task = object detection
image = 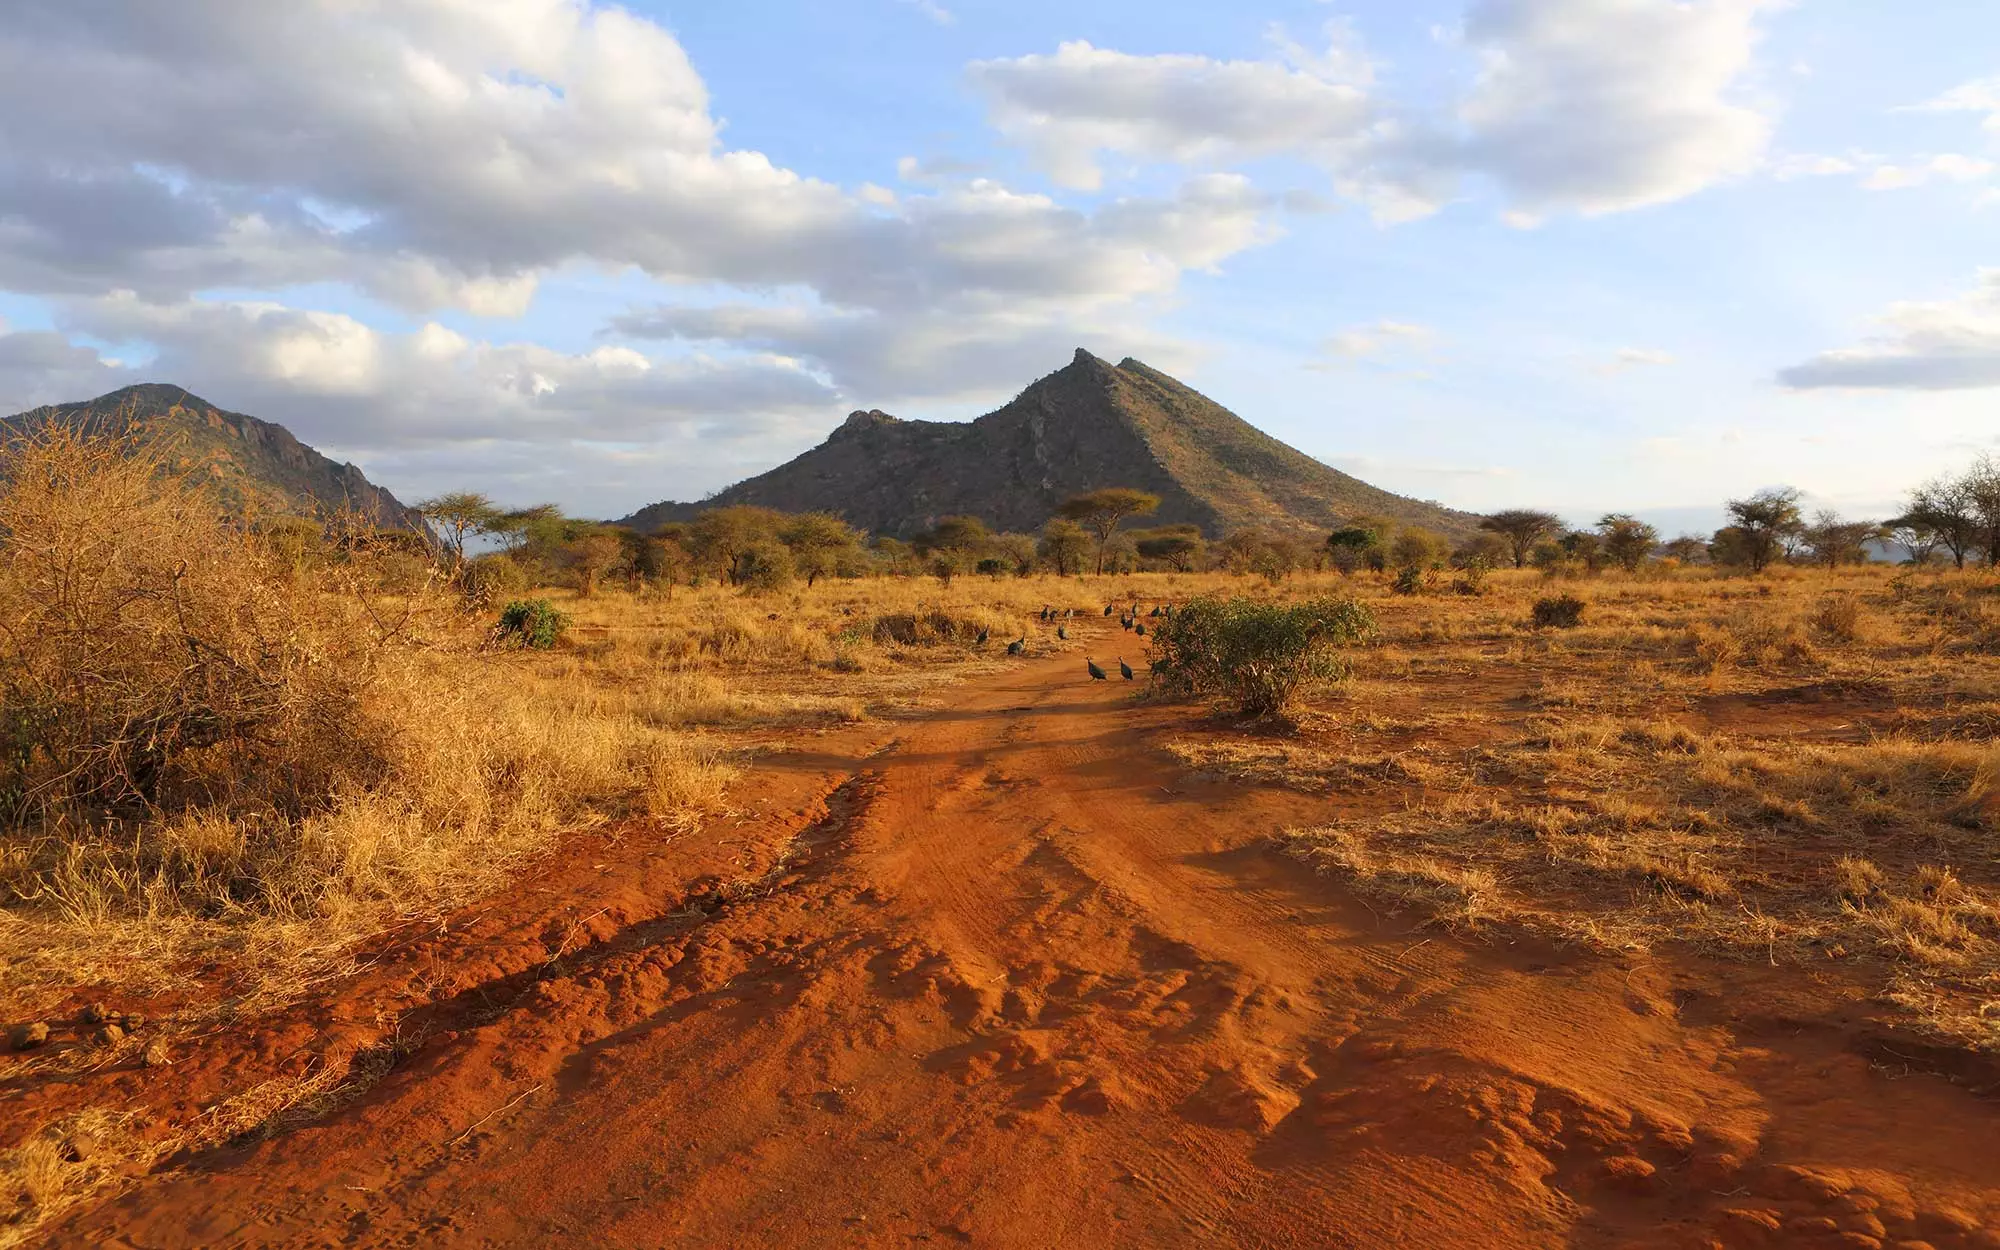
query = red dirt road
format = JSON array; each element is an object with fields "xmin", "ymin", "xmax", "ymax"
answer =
[{"xmin": 46, "ymin": 644, "xmax": 2000, "ymax": 1247}]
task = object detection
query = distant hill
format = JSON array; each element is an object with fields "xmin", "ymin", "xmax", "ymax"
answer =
[
  {"xmin": 618, "ymin": 350, "xmax": 1479, "ymax": 540},
  {"xmin": 1, "ymin": 384, "xmax": 417, "ymax": 530}
]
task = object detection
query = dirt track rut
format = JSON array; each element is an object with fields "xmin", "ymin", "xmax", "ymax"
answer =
[{"xmin": 55, "ymin": 642, "xmax": 2000, "ymax": 1248}]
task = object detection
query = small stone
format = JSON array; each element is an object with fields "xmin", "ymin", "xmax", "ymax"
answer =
[
  {"xmin": 79, "ymin": 1002, "xmax": 110, "ymax": 1025},
  {"xmin": 92, "ymin": 1023, "xmax": 125, "ymax": 1046},
  {"xmin": 141, "ymin": 1039, "xmax": 172, "ymax": 1067},
  {"xmin": 9, "ymin": 1022, "xmax": 49, "ymax": 1051}
]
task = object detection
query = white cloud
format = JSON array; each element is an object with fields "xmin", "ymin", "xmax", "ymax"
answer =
[
  {"xmin": 1779, "ymin": 269, "xmax": 2000, "ymax": 391},
  {"xmin": 610, "ymin": 175, "xmax": 1272, "ymax": 401},
  {"xmin": 967, "ymin": 37, "xmax": 1375, "ymax": 193},
  {"xmin": 1860, "ymin": 154, "xmax": 1995, "ymax": 191},
  {"xmin": 0, "ymin": 0, "xmax": 1273, "ymax": 326},
  {"xmin": 1319, "ymin": 320, "xmax": 1438, "ymax": 359},
  {"xmin": 1771, "ymin": 153, "xmax": 1860, "ymax": 180},
  {"xmin": 1907, "ymin": 74, "xmax": 2000, "ymax": 136},
  {"xmin": 1455, "ymin": 0, "xmax": 1777, "ymax": 221},
  {"xmin": 969, "ymin": 0, "xmax": 1780, "ymax": 221},
  {"xmin": 1602, "ymin": 347, "xmax": 1676, "ymax": 372},
  {"xmin": 71, "ymin": 293, "xmax": 837, "ymax": 441},
  {"xmin": 898, "ymin": 0, "xmax": 955, "ymax": 25},
  {"xmin": 0, "ymin": 0, "xmax": 1299, "ymax": 509}
]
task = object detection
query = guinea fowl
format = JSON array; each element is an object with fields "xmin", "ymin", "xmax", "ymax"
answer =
[
  {"xmin": 975, "ymin": 628, "xmax": 989, "ymax": 645},
  {"xmin": 1057, "ymin": 625, "xmax": 1069, "ymax": 640},
  {"xmin": 1007, "ymin": 637, "xmax": 1026, "ymax": 656},
  {"xmin": 1119, "ymin": 657, "xmax": 1135, "ymax": 680},
  {"xmin": 1134, "ymin": 622, "xmax": 1146, "ymax": 637},
  {"xmin": 1103, "ymin": 604, "xmax": 1116, "ymax": 616},
  {"xmin": 1087, "ymin": 658, "xmax": 1108, "ymax": 681}
]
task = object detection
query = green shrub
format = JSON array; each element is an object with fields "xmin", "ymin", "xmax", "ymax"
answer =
[
  {"xmin": 1150, "ymin": 595, "xmax": 1376, "ymax": 718},
  {"xmin": 496, "ymin": 598, "xmax": 569, "ymax": 649},
  {"xmin": 1391, "ymin": 566, "xmax": 1427, "ymax": 596},
  {"xmin": 1531, "ymin": 595, "xmax": 1586, "ymax": 629}
]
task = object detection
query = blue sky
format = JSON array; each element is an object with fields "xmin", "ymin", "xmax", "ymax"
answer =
[{"xmin": 2, "ymin": 0, "xmax": 1998, "ymax": 534}]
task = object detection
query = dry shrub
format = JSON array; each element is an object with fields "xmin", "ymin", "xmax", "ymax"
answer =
[
  {"xmin": 870, "ymin": 610, "xmax": 988, "ymax": 647},
  {"xmin": 0, "ymin": 427, "xmax": 732, "ymax": 993},
  {"xmin": 1809, "ymin": 594, "xmax": 1866, "ymax": 644},
  {"xmin": 0, "ymin": 426, "xmax": 409, "ymax": 824},
  {"xmin": 1530, "ymin": 594, "xmax": 1585, "ymax": 629}
]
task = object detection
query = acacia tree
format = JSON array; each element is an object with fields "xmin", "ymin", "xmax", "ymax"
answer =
[
  {"xmin": 563, "ymin": 527, "xmax": 625, "ymax": 597},
  {"xmin": 1802, "ymin": 509, "xmax": 1881, "ymax": 571},
  {"xmin": 779, "ymin": 512, "xmax": 862, "ymax": 587},
  {"xmin": 416, "ymin": 491, "xmax": 505, "ymax": 580},
  {"xmin": 1479, "ymin": 509, "xmax": 1563, "ymax": 568},
  {"xmin": 1037, "ymin": 518, "xmax": 1090, "ymax": 576},
  {"xmin": 1597, "ymin": 513, "xmax": 1660, "ymax": 573},
  {"xmin": 1055, "ymin": 488, "xmax": 1161, "ymax": 575},
  {"xmin": 690, "ymin": 505, "xmax": 786, "ymax": 585},
  {"xmin": 1721, "ymin": 487, "xmax": 1804, "ymax": 574},
  {"xmin": 1661, "ymin": 535, "xmax": 1709, "ymax": 565},
  {"xmin": 1135, "ymin": 525, "xmax": 1206, "ymax": 572}
]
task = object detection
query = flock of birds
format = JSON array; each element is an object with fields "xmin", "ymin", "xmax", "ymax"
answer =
[{"xmin": 978, "ymin": 600, "xmax": 1173, "ymax": 683}]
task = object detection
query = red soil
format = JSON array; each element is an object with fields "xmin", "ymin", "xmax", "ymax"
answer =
[{"xmin": 13, "ymin": 642, "xmax": 2000, "ymax": 1247}]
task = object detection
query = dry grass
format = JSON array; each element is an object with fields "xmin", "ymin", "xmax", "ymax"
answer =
[
  {"xmin": 0, "ymin": 434, "xmax": 1118, "ymax": 1019},
  {"xmin": 1156, "ymin": 562, "xmax": 2000, "ymax": 1049}
]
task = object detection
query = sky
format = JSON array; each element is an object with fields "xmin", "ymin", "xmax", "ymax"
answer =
[{"xmin": 2, "ymin": 0, "xmax": 1998, "ymax": 534}]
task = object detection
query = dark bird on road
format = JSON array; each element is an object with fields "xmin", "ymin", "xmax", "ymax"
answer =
[
  {"xmin": 1119, "ymin": 657, "xmax": 1135, "ymax": 680},
  {"xmin": 1087, "ymin": 659, "xmax": 1108, "ymax": 681},
  {"xmin": 1007, "ymin": 637, "xmax": 1026, "ymax": 656},
  {"xmin": 1057, "ymin": 625, "xmax": 1069, "ymax": 640},
  {"xmin": 1134, "ymin": 622, "xmax": 1146, "ymax": 637},
  {"xmin": 1103, "ymin": 604, "xmax": 1115, "ymax": 616}
]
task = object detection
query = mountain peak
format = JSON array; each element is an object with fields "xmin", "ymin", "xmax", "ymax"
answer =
[
  {"xmin": 2, "ymin": 384, "xmax": 418, "ymax": 530},
  {"xmin": 618, "ymin": 351, "xmax": 1478, "ymax": 540}
]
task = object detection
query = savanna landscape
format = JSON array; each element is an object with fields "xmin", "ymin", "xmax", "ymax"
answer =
[
  {"xmin": 3, "ymin": 395, "xmax": 2000, "ymax": 1247},
  {"xmin": 5, "ymin": 2, "xmax": 2000, "ymax": 1247}
]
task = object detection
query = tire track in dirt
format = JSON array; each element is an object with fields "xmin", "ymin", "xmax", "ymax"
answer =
[{"xmin": 47, "ymin": 635, "xmax": 2000, "ymax": 1248}]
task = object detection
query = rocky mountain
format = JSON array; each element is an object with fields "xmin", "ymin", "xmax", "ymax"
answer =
[
  {"xmin": 1, "ymin": 384, "xmax": 418, "ymax": 530},
  {"xmin": 619, "ymin": 349, "xmax": 1479, "ymax": 540}
]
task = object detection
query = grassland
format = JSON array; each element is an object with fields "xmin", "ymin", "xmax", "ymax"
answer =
[{"xmin": 1165, "ymin": 564, "xmax": 2000, "ymax": 1050}]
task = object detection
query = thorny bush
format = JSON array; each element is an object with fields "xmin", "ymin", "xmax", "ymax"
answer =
[{"xmin": 1150, "ymin": 595, "xmax": 1375, "ymax": 718}]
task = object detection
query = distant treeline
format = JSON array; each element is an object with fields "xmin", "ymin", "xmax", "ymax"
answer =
[{"xmin": 406, "ymin": 457, "xmax": 2000, "ymax": 597}]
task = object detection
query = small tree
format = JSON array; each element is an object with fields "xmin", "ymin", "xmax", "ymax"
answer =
[
  {"xmin": 1899, "ymin": 473, "xmax": 1979, "ymax": 569},
  {"xmin": 1037, "ymin": 518, "xmax": 1091, "ymax": 576},
  {"xmin": 1135, "ymin": 525, "xmax": 1206, "ymax": 572},
  {"xmin": 1560, "ymin": 530, "xmax": 1604, "ymax": 573},
  {"xmin": 1480, "ymin": 509, "xmax": 1563, "ymax": 569},
  {"xmin": 780, "ymin": 512, "xmax": 862, "ymax": 587},
  {"xmin": 1801, "ymin": 510, "xmax": 1881, "ymax": 570},
  {"xmin": 1597, "ymin": 514, "xmax": 1659, "ymax": 573},
  {"xmin": 1884, "ymin": 515, "xmax": 1942, "ymax": 567},
  {"xmin": 1389, "ymin": 528, "xmax": 1447, "ymax": 573},
  {"xmin": 563, "ymin": 528, "xmax": 625, "ymax": 597},
  {"xmin": 992, "ymin": 533, "xmax": 1039, "ymax": 577},
  {"xmin": 1722, "ymin": 487, "xmax": 1804, "ymax": 574},
  {"xmin": 1217, "ymin": 528, "xmax": 1269, "ymax": 576},
  {"xmin": 1660, "ymin": 535, "xmax": 1709, "ymax": 565},
  {"xmin": 1056, "ymin": 488, "xmax": 1161, "ymax": 575},
  {"xmin": 1964, "ymin": 455, "xmax": 2000, "ymax": 566},
  {"xmin": 416, "ymin": 491, "xmax": 505, "ymax": 581},
  {"xmin": 691, "ymin": 505, "xmax": 786, "ymax": 585}
]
